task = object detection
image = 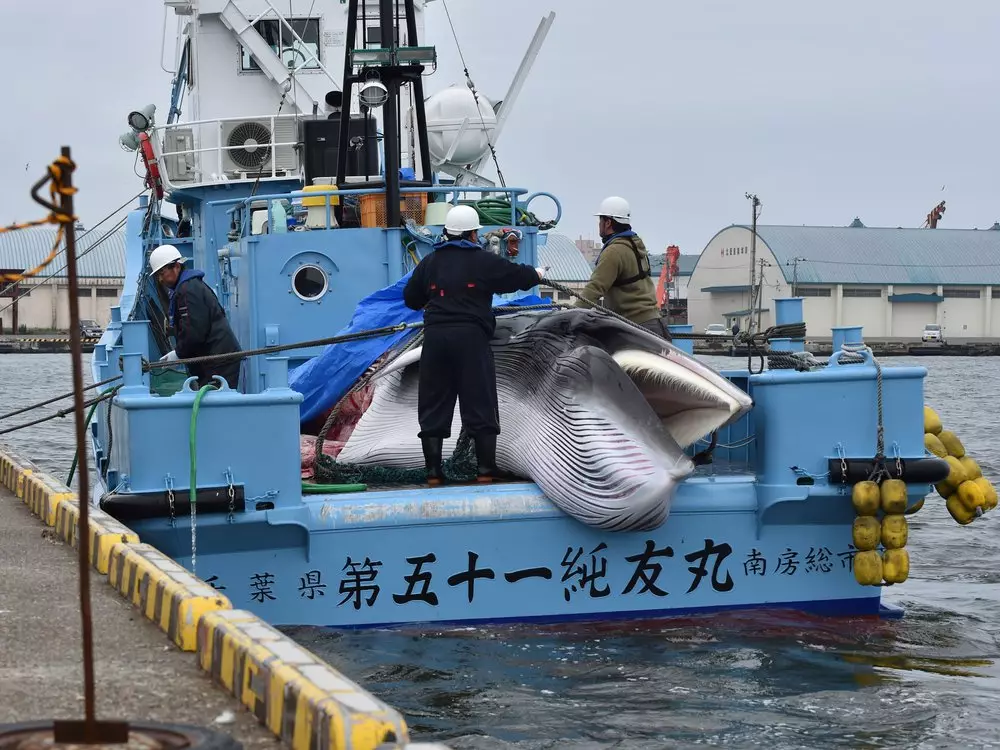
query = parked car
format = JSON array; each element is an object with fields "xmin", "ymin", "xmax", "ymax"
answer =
[
  {"xmin": 80, "ymin": 319, "xmax": 103, "ymax": 338},
  {"xmin": 921, "ymin": 323, "xmax": 943, "ymax": 343},
  {"xmin": 704, "ymin": 323, "xmax": 729, "ymax": 336}
]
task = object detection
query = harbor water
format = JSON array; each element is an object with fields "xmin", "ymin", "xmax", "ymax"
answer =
[{"xmin": 2, "ymin": 353, "xmax": 997, "ymax": 749}]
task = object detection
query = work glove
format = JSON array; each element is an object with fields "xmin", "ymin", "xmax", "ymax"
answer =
[
  {"xmin": 160, "ymin": 350, "xmax": 179, "ymax": 362},
  {"xmin": 535, "ymin": 266, "xmax": 548, "ymax": 279}
]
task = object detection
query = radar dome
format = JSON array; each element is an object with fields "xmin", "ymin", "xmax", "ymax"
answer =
[{"xmin": 424, "ymin": 85, "xmax": 498, "ymax": 166}]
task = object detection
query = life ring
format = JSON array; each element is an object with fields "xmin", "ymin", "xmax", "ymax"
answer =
[{"xmin": 138, "ymin": 132, "xmax": 164, "ymax": 199}]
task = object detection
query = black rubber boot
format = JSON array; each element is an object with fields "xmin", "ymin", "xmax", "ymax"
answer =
[
  {"xmin": 421, "ymin": 437, "xmax": 446, "ymax": 486},
  {"xmin": 474, "ymin": 434, "xmax": 520, "ymax": 483}
]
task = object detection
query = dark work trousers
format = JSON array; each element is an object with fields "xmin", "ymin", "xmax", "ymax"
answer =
[
  {"xmin": 418, "ymin": 324, "xmax": 500, "ymax": 439},
  {"xmin": 191, "ymin": 360, "xmax": 241, "ymax": 390},
  {"xmin": 640, "ymin": 316, "xmax": 673, "ymax": 341}
]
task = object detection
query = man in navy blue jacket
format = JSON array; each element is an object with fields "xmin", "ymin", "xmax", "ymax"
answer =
[
  {"xmin": 149, "ymin": 245, "xmax": 242, "ymax": 389},
  {"xmin": 404, "ymin": 205, "xmax": 543, "ymax": 485}
]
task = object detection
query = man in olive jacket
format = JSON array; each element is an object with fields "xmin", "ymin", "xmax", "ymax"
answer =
[{"xmin": 573, "ymin": 196, "xmax": 671, "ymax": 339}]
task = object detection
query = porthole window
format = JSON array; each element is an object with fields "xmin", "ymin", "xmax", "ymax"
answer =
[{"xmin": 292, "ymin": 264, "xmax": 328, "ymax": 301}]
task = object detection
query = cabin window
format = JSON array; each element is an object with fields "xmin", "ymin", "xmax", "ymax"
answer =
[
  {"xmin": 241, "ymin": 18, "xmax": 321, "ymax": 72},
  {"xmin": 292, "ymin": 265, "xmax": 328, "ymax": 301},
  {"xmin": 365, "ymin": 25, "xmax": 400, "ymax": 47}
]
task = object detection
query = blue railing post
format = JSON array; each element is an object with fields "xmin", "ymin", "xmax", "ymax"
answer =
[
  {"xmin": 120, "ymin": 320, "xmax": 151, "ymax": 395},
  {"xmin": 774, "ymin": 297, "xmax": 805, "ymax": 352},
  {"xmin": 831, "ymin": 325, "xmax": 864, "ymax": 354},
  {"xmin": 264, "ymin": 356, "xmax": 290, "ymax": 391},
  {"xmin": 668, "ymin": 324, "xmax": 694, "ymax": 355}
]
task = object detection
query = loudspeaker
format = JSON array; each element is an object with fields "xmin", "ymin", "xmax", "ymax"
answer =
[{"xmin": 301, "ymin": 116, "xmax": 379, "ymax": 184}]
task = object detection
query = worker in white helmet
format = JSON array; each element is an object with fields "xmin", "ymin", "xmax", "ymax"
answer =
[
  {"xmin": 148, "ymin": 244, "xmax": 243, "ymax": 389},
  {"xmin": 574, "ymin": 196, "xmax": 670, "ymax": 339},
  {"xmin": 403, "ymin": 204, "xmax": 546, "ymax": 485}
]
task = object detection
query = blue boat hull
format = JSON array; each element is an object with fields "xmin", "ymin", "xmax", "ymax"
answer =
[{"xmin": 97, "ymin": 474, "xmax": 899, "ymax": 629}]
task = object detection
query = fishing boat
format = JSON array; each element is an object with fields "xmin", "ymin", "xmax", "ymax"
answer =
[{"xmin": 87, "ymin": 0, "xmax": 957, "ymax": 629}]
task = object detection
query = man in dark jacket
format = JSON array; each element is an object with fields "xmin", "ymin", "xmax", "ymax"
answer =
[
  {"xmin": 404, "ymin": 205, "xmax": 543, "ymax": 485},
  {"xmin": 149, "ymin": 244, "xmax": 243, "ymax": 389},
  {"xmin": 574, "ymin": 196, "xmax": 671, "ymax": 340}
]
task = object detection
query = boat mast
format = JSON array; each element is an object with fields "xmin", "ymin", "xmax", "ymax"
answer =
[{"xmin": 336, "ymin": 0, "xmax": 433, "ymax": 226}]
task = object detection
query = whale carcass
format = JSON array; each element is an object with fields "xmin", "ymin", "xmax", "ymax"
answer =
[{"xmin": 326, "ymin": 308, "xmax": 753, "ymax": 531}]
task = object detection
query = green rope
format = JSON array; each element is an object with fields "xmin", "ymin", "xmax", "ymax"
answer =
[
  {"xmin": 66, "ymin": 384, "xmax": 123, "ymax": 487},
  {"xmin": 314, "ymin": 431, "xmax": 481, "ymax": 486},
  {"xmin": 301, "ymin": 481, "xmax": 368, "ymax": 494},
  {"xmin": 465, "ymin": 198, "xmax": 556, "ymax": 231}
]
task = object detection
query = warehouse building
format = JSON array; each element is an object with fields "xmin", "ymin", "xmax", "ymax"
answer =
[
  {"xmin": 0, "ymin": 226, "xmax": 126, "ymax": 334},
  {"xmin": 538, "ymin": 233, "xmax": 596, "ymax": 303},
  {"xmin": 687, "ymin": 221, "xmax": 1000, "ymax": 340}
]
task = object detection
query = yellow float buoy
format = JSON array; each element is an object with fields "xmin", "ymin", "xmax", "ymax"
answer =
[
  {"xmin": 957, "ymin": 480, "xmax": 986, "ymax": 512},
  {"xmin": 851, "ymin": 480, "xmax": 881, "ymax": 516},
  {"xmin": 924, "ymin": 433, "xmax": 948, "ymax": 458},
  {"xmin": 852, "ymin": 516, "xmax": 881, "ymax": 551},
  {"xmin": 923, "ymin": 406, "xmax": 943, "ymax": 435},
  {"xmin": 938, "ymin": 430, "xmax": 966, "ymax": 458},
  {"xmin": 854, "ymin": 550, "xmax": 883, "ymax": 586},
  {"xmin": 882, "ymin": 548, "xmax": 910, "ymax": 584},
  {"xmin": 904, "ymin": 497, "xmax": 925, "ymax": 515},
  {"xmin": 959, "ymin": 456, "xmax": 982, "ymax": 481},
  {"xmin": 880, "ymin": 478, "xmax": 907, "ymax": 514},
  {"xmin": 946, "ymin": 494, "xmax": 977, "ymax": 525},
  {"xmin": 943, "ymin": 455, "xmax": 968, "ymax": 489},
  {"xmin": 972, "ymin": 476, "xmax": 998, "ymax": 511},
  {"xmin": 880, "ymin": 514, "xmax": 908, "ymax": 549}
]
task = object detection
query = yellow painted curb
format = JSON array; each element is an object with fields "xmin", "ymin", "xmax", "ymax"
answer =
[
  {"xmin": 55, "ymin": 499, "xmax": 141, "ymax": 574},
  {"xmin": 23, "ymin": 472, "xmax": 75, "ymax": 526},
  {"xmin": 108, "ymin": 542, "xmax": 232, "ymax": 652},
  {"xmin": 197, "ymin": 609, "xmax": 410, "ymax": 750}
]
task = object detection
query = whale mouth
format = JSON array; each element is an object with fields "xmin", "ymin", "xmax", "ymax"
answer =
[{"xmin": 611, "ymin": 348, "xmax": 750, "ymax": 449}]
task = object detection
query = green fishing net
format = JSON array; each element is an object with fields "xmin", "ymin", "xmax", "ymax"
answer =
[
  {"xmin": 314, "ymin": 431, "xmax": 482, "ymax": 485},
  {"xmin": 150, "ymin": 368, "xmax": 190, "ymax": 397}
]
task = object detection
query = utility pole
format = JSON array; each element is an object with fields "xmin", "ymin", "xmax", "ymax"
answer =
[
  {"xmin": 745, "ymin": 193, "xmax": 762, "ymax": 332},
  {"xmin": 755, "ymin": 257, "xmax": 770, "ymax": 331},
  {"xmin": 787, "ymin": 256, "xmax": 807, "ymax": 294}
]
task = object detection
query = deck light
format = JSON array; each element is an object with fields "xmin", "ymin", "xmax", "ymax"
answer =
[
  {"xmin": 119, "ymin": 130, "xmax": 140, "ymax": 152},
  {"xmin": 395, "ymin": 46, "xmax": 437, "ymax": 65},
  {"xmin": 350, "ymin": 48, "xmax": 392, "ymax": 66},
  {"xmin": 127, "ymin": 104, "xmax": 157, "ymax": 131},
  {"xmin": 359, "ymin": 79, "xmax": 388, "ymax": 109}
]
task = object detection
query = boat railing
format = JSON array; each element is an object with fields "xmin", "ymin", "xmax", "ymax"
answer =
[
  {"xmin": 209, "ymin": 185, "xmax": 563, "ymax": 238},
  {"xmin": 152, "ymin": 114, "xmax": 305, "ymax": 189}
]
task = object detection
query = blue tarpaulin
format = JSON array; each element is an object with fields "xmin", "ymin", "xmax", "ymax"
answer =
[{"xmin": 289, "ymin": 271, "xmax": 550, "ymax": 423}]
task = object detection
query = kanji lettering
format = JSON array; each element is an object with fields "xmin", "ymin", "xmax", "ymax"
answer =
[
  {"xmin": 743, "ymin": 549, "xmax": 767, "ymax": 577},
  {"xmin": 775, "ymin": 548, "xmax": 799, "ymax": 576},
  {"xmin": 560, "ymin": 543, "xmax": 610, "ymax": 601},
  {"xmin": 804, "ymin": 547, "xmax": 833, "ymax": 574},
  {"xmin": 622, "ymin": 540, "xmax": 674, "ymax": 597},
  {"xmin": 298, "ymin": 570, "xmax": 327, "ymax": 600},
  {"xmin": 838, "ymin": 546, "xmax": 857, "ymax": 572},
  {"xmin": 205, "ymin": 575, "xmax": 226, "ymax": 591},
  {"xmin": 447, "ymin": 552, "xmax": 496, "ymax": 603},
  {"xmin": 249, "ymin": 572, "xmax": 276, "ymax": 603},
  {"xmin": 338, "ymin": 557, "xmax": 382, "ymax": 610},
  {"xmin": 684, "ymin": 539, "xmax": 734, "ymax": 594},
  {"xmin": 393, "ymin": 553, "xmax": 439, "ymax": 606},
  {"xmin": 504, "ymin": 567, "xmax": 553, "ymax": 583}
]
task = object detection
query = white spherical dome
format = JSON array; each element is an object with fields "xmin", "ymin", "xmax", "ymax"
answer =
[{"xmin": 423, "ymin": 84, "xmax": 498, "ymax": 166}]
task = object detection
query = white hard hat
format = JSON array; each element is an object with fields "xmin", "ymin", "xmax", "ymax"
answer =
[
  {"xmin": 444, "ymin": 204, "xmax": 483, "ymax": 233},
  {"xmin": 595, "ymin": 196, "xmax": 631, "ymax": 223},
  {"xmin": 148, "ymin": 244, "xmax": 188, "ymax": 275}
]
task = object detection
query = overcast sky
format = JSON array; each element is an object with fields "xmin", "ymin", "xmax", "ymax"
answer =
[{"xmin": 0, "ymin": 0, "xmax": 995, "ymax": 258}]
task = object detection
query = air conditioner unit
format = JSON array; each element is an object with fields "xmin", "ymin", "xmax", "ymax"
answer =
[
  {"xmin": 163, "ymin": 128, "xmax": 195, "ymax": 182},
  {"xmin": 220, "ymin": 118, "xmax": 299, "ymax": 178}
]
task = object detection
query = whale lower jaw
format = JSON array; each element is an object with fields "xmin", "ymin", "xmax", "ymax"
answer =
[{"xmin": 611, "ymin": 348, "xmax": 752, "ymax": 448}]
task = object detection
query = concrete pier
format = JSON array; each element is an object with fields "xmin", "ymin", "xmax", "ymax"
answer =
[
  {"xmin": 0, "ymin": 444, "xmax": 433, "ymax": 750},
  {"xmin": 0, "ymin": 485, "xmax": 279, "ymax": 748}
]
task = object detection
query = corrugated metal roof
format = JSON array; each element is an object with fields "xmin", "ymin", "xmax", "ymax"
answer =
[
  {"xmin": 726, "ymin": 224, "xmax": 1000, "ymax": 286},
  {"xmin": 0, "ymin": 225, "xmax": 126, "ymax": 279},
  {"xmin": 538, "ymin": 233, "xmax": 594, "ymax": 282},
  {"xmin": 649, "ymin": 253, "xmax": 700, "ymax": 276}
]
